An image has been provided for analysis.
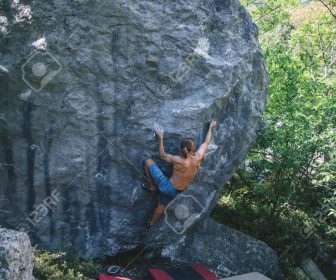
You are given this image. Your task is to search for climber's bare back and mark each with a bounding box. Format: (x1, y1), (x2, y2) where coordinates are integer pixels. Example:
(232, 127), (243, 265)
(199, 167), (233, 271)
(169, 154), (202, 190)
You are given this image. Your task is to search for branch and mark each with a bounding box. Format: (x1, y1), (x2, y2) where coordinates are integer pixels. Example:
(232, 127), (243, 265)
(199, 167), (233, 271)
(318, 0), (336, 21)
(254, 5), (282, 22)
(245, 0), (260, 8)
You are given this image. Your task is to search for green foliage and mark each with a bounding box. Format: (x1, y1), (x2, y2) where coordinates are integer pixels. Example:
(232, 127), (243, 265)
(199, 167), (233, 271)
(291, 13), (336, 78)
(213, 1), (336, 279)
(241, 0), (298, 35)
(318, 0), (336, 20)
(32, 247), (97, 280)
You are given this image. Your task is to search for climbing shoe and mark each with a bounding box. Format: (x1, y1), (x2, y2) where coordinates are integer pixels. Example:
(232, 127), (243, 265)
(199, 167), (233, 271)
(141, 183), (158, 194)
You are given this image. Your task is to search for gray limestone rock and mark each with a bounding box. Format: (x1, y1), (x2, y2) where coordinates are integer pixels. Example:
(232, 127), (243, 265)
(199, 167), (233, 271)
(301, 257), (327, 280)
(161, 218), (282, 279)
(0, 228), (35, 280)
(0, 0), (270, 273)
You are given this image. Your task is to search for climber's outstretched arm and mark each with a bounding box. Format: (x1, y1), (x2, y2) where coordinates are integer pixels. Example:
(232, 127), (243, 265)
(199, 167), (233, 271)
(155, 127), (183, 164)
(196, 120), (217, 159)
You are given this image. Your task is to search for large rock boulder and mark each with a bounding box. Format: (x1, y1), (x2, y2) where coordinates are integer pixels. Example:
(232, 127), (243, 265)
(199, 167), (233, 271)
(0, 0), (267, 260)
(161, 218), (282, 279)
(0, 228), (35, 280)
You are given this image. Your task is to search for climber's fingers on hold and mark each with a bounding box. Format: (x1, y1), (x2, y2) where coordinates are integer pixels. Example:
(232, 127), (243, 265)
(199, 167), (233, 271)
(155, 127), (164, 137)
(210, 119), (217, 127)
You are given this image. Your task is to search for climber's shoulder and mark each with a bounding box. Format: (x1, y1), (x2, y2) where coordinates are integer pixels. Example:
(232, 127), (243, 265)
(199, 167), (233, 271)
(161, 154), (184, 164)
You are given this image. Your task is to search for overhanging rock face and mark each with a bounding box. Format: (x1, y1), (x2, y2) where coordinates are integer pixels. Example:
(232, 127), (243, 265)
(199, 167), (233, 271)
(0, 0), (267, 258)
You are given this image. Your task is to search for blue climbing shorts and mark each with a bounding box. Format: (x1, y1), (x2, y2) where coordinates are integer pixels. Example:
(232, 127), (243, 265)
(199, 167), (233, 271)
(148, 163), (182, 206)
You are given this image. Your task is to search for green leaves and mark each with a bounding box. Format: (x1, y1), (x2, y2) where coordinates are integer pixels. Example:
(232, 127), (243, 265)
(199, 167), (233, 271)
(241, 0), (336, 214)
(291, 13), (336, 79)
(214, 2), (336, 278)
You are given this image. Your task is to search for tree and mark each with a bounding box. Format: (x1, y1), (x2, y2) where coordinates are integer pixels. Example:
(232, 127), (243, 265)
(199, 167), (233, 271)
(213, 1), (336, 278)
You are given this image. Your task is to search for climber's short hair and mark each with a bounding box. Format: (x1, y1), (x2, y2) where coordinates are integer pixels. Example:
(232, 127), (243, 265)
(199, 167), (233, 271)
(181, 138), (195, 158)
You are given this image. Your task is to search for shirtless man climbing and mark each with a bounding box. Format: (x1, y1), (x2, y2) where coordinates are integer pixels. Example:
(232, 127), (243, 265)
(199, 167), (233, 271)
(142, 120), (217, 227)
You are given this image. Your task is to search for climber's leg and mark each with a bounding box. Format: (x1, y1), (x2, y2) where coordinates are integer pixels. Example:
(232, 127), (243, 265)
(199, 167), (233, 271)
(144, 158), (157, 192)
(149, 202), (165, 225)
(146, 193), (173, 227)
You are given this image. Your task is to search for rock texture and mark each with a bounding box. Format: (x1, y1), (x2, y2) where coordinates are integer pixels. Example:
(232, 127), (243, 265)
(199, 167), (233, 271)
(301, 257), (327, 280)
(222, 272), (271, 279)
(0, 228), (35, 280)
(161, 218), (282, 279)
(0, 0), (267, 265)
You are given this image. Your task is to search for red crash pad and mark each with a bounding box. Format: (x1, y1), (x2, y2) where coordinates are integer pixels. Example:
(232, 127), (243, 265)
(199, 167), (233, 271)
(148, 268), (174, 280)
(191, 263), (219, 280)
(99, 273), (132, 280)
(148, 263), (219, 280)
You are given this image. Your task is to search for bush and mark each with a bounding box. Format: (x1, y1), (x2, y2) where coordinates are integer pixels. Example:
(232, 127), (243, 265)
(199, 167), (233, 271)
(32, 247), (97, 280)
